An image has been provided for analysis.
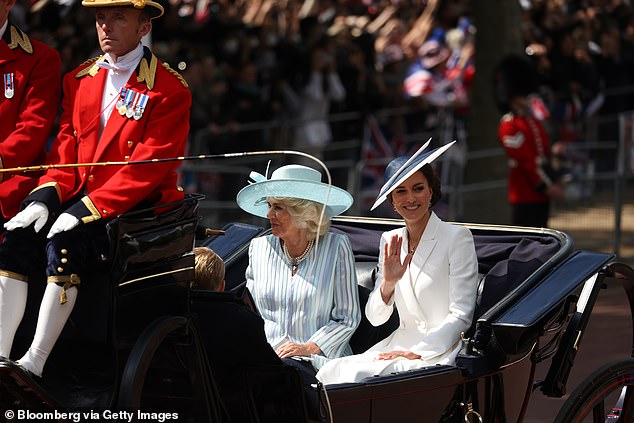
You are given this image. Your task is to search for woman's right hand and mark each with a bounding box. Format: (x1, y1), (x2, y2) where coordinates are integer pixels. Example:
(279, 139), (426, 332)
(380, 234), (412, 303)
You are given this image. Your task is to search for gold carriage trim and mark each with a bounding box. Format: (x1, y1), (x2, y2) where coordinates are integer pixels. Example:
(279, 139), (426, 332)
(80, 196), (102, 223)
(8, 26), (33, 54)
(162, 62), (188, 88)
(0, 270), (28, 282)
(30, 181), (62, 203)
(137, 54), (158, 90)
(75, 56), (103, 79)
(48, 274), (81, 304)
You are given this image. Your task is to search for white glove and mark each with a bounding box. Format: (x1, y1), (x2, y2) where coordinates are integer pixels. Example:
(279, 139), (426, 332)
(4, 201), (49, 233)
(47, 213), (80, 239)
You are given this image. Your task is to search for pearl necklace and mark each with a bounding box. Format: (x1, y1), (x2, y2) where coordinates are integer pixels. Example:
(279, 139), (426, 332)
(283, 239), (314, 275)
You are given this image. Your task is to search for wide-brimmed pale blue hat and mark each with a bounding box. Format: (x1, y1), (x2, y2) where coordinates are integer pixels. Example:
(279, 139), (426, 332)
(370, 140), (456, 211)
(237, 164), (353, 218)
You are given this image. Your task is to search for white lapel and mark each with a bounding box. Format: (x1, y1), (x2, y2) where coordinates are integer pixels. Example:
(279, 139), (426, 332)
(394, 214), (441, 325)
(409, 212), (440, 286)
(396, 227), (425, 321)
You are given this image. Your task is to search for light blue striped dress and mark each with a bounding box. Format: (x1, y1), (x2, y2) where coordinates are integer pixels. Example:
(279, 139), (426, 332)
(245, 232), (360, 367)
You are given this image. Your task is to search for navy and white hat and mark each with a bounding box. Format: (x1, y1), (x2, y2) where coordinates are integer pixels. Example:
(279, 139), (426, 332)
(370, 140), (456, 211)
(237, 164), (353, 219)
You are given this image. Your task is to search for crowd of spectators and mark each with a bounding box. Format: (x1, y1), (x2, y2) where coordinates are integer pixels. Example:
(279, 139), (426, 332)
(12, 0), (634, 201)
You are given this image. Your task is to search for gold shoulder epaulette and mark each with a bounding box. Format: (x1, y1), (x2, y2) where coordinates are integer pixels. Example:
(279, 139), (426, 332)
(162, 62), (189, 88)
(501, 112), (514, 122)
(137, 53), (158, 90)
(75, 56), (102, 79)
(8, 25), (33, 54)
(79, 56), (101, 67)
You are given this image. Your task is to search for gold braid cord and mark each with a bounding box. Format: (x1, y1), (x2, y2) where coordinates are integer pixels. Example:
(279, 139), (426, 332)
(8, 26), (33, 54)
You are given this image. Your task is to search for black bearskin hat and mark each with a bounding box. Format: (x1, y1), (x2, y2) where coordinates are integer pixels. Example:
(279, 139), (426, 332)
(493, 54), (538, 112)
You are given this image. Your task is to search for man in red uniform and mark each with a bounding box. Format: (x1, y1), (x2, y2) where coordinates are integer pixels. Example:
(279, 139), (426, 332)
(0, 0), (61, 222)
(495, 54), (564, 227)
(0, 0), (61, 365)
(0, 0), (191, 378)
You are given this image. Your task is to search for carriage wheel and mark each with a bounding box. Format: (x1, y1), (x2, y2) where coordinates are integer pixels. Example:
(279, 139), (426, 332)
(117, 316), (187, 408)
(554, 359), (634, 423)
(116, 315), (224, 421)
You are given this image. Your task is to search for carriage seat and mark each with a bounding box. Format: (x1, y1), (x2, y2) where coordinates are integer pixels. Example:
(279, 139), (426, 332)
(471, 234), (562, 324)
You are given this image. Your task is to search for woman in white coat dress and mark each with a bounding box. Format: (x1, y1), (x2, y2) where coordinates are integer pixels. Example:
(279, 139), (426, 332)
(316, 143), (478, 385)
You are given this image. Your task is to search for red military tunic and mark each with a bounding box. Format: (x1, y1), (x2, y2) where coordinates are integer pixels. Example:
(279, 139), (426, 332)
(27, 47), (191, 222)
(0, 23), (61, 219)
(498, 111), (552, 205)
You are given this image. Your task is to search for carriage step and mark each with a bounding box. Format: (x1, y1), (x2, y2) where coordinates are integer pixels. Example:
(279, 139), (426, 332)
(0, 358), (61, 412)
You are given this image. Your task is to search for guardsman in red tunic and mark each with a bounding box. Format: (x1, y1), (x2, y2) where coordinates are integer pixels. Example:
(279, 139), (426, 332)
(0, 0), (61, 221)
(0, 0), (191, 378)
(495, 54), (564, 228)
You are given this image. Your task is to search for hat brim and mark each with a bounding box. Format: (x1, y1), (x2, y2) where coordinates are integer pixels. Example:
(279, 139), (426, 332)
(370, 141), (456, 211)
(82, 0), (164, 18)
(237, 179), (353, 219)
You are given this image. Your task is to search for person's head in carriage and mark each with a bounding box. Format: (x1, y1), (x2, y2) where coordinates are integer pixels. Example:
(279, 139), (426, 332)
(193, 246), (225, 292)
(236, 164), (361, 373)
(316, 142), (479, 385)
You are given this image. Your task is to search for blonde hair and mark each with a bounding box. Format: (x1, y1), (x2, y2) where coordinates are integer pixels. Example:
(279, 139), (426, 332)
(193, 247), (225, 291)
(269, 197), (330, 240)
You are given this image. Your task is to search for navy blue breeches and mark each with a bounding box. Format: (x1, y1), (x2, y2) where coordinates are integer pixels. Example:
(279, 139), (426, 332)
(0, 222), (109, 283)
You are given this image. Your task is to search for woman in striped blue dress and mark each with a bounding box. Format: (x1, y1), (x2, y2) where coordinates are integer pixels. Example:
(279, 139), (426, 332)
(236, 164), (361, 375)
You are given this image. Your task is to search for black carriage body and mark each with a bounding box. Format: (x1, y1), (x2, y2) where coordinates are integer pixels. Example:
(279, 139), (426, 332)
(0, 195), (223, 421)
(1, 208), (632, 423)
(205, 216), (623, 423)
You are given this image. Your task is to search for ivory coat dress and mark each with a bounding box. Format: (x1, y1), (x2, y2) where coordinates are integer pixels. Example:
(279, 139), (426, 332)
(316, 212), (478, 384)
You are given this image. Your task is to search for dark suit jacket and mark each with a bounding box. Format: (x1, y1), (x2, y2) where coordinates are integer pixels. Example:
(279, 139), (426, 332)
(192, 288), (308, 423)
(191, 288), (281, 373)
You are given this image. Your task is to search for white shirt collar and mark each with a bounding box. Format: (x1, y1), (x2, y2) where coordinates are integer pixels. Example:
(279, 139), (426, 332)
(0, 21), (8, 39)
(99, 43), (144, 73)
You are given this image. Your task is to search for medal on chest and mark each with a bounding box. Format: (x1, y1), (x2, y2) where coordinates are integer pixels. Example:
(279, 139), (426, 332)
(126, 91), (139, 118)
(134, 93), (149, 120)
(116, 87), (128, 115)
(4, 73), (14, 99)
(119, 88), (135, 116)
(117, 88), (149, 120)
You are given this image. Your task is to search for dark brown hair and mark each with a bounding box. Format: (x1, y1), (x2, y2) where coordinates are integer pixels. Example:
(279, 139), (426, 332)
(421, 163), (442, 206)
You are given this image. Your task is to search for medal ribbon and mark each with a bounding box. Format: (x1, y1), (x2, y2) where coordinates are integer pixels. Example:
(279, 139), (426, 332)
(137, 93), (148, 111)
(4, 73), (14, 98)
(118, 87), (128, 103)
(124, 89), (135, 108)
